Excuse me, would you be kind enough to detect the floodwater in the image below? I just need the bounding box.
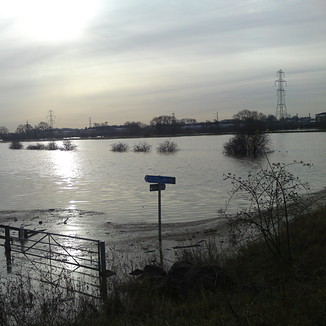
[0,133,325,224]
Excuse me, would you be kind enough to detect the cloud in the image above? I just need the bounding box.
[0,0,325,129]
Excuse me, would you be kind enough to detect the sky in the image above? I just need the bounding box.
[0,0,325,131]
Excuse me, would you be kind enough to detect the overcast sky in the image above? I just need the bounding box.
[0,0,325,130]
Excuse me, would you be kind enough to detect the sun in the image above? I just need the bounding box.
[1,0,99,42]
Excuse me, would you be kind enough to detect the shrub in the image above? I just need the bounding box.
[27,143,46,150]
[132,142,152,152]
[46,141,59,150]
[9,141,23,149]
[111,142,129,152]
[224,160,312,262]
[157,140,179,153]
[60,140,78,151]
[223,132,270,157]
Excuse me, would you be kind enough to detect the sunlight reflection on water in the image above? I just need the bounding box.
[0,133,325,223]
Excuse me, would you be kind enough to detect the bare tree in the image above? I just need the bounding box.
[35,122,50,131]
[0,126,9,139]
[0,126,9,135]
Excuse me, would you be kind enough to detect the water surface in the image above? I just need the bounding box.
[0,133,325,223]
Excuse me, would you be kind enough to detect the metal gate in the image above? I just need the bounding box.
[0,225,109,299]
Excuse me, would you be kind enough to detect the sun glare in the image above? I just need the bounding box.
[1,0,99,42]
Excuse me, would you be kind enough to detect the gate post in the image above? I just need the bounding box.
[19,227,28,240]
[98,241,107,300]
[4,226,12,273]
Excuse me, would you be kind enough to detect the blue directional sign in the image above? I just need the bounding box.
[144,175,176,184]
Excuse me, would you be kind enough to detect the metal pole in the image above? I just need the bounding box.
[158,188,163,267]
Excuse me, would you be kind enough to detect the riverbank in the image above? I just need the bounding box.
[1,188,326,272]
[1,201,325,325]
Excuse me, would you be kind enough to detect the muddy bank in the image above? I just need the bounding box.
[0,188,325,269]
[0,208,229,269]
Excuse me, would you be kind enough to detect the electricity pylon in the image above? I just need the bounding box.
[47,110,56,128]
[275,69,288,119]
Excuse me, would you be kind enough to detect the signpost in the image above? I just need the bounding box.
[145,175,176,184]
[150,183,166,192]
[145,175,176,266]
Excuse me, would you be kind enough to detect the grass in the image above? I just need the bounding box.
[96,205,326,326]
[1,206,325,325]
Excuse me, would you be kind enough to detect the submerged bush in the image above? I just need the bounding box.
[24,140,77,151]
[223,132,270,157]
[132,142,152,153]
[157,140,179,153]
[46,141,59,151]
[27,143,46,150]
[9,141,23,150]
[60,140,78,151]
[111,142,129,152]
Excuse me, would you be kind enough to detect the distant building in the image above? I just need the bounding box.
[315,112,326,123]
[180,122,212,130]
[219,119,237,128]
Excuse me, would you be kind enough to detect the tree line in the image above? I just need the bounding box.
[0,110,323,141]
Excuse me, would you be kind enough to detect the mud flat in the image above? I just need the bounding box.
[0,188,325,271]
[0,208,229,270]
